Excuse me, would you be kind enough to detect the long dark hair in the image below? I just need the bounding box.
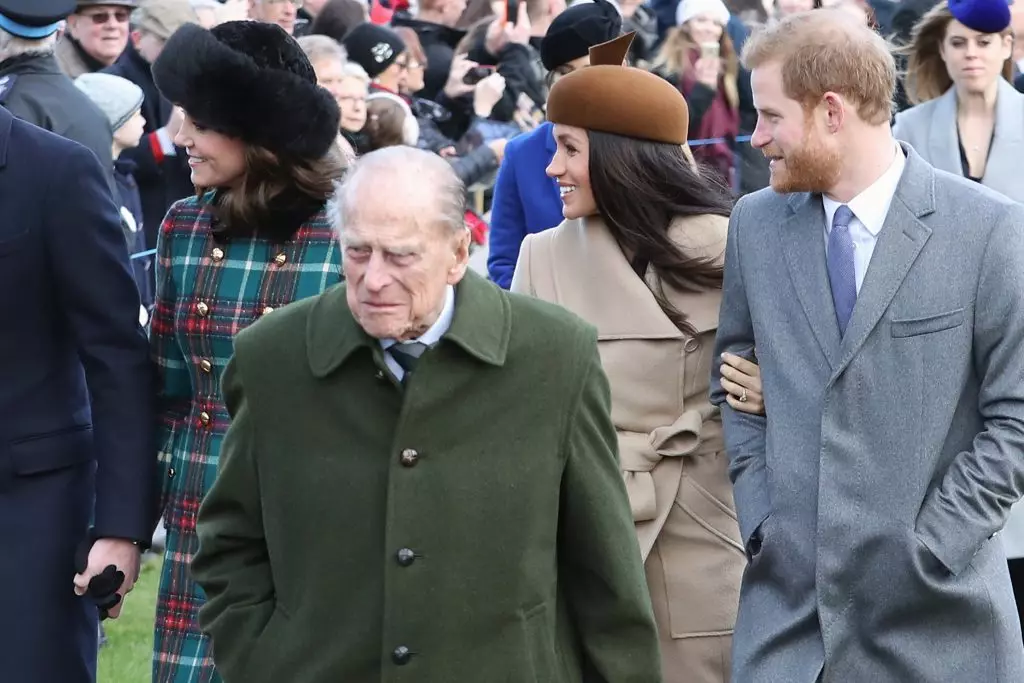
[588,130,733,337]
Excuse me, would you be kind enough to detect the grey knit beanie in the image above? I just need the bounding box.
[74,73,145,133]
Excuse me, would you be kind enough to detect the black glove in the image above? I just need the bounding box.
[74,532,126,621]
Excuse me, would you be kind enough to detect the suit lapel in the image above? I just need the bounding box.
[927,88,962,176]
[831,146,935,380]
[781,192,841,368]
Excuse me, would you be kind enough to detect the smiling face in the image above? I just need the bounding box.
[685,13,724,45]
[340,178,470,341]
[173,111,248,188]
[337,76,368,132]
[940,19,1011,96]
[546,124,598,220]
[67,5,131,66]
[750,61,841,194]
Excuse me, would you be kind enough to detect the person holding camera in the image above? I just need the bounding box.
[653,0,745,186]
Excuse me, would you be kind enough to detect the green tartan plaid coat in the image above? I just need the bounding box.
[150,192,342,683]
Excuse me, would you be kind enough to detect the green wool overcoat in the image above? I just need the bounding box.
[191,271,663,683]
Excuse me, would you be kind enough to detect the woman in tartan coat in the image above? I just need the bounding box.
[149,21,346,682]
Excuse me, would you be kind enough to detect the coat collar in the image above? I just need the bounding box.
[307,270,511,378]
[543,215,724,340]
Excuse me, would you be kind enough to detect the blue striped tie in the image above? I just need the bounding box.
[828,205,857,336]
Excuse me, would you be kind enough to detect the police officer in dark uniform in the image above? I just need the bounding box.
[0,0,114,174]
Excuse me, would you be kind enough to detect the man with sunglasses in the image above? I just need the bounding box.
[55,0,135,78]
[0,0,115,182]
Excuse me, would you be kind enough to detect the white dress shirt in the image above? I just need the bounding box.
[822,143,906,294]
[380,285,456,381]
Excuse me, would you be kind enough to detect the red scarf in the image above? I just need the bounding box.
[681,49,739,186]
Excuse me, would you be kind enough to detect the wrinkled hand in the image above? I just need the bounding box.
[444,54,477,99]
[720,351,765,415]
[473,73,506,118]
[73,538,141,620]
[694,56,721,89]
[487,138,509,164]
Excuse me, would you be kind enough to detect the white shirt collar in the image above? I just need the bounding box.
[380,284,456,350]
[822,142,906,236]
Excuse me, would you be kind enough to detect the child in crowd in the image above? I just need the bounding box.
[74,72,153,326]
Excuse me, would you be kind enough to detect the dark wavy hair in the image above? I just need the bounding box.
[588,131,734,337]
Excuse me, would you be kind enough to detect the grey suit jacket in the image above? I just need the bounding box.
[711,144,1024,683]
[893,78,1024,202]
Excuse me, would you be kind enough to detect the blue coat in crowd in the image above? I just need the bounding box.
[487,121,563,289]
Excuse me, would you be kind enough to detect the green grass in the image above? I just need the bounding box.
[97,555,161,682]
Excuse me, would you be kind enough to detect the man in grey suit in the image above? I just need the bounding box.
[711,9,1024,683]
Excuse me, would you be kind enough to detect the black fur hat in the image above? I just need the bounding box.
[152,21,340,161]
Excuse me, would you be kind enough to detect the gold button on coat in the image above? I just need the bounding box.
[199,411,211,426]
[400,449,419,467]
[262,306,274,315]
[200,359,212,373]
[196,301,209,317]
[273,252,287,266]
[211,247,225,262]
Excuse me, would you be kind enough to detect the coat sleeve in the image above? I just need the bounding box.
[487,145,528,289]
[193,353,275,681]
[915,202,1024,575]
[150,205,193,518]
[710,196,770,554]
[559,329,663,683]
[45,141,156,543]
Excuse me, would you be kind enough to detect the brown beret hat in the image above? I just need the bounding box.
[546,32,690,145]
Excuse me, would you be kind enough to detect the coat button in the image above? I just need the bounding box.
[262,306,274,315]
[168,467,175,478]
[396,548,416,567]
[392,646,412,665]
[200,359,212,374]
[400,449,419,467]
[199,411,211,426]
[273,252,287,266]
[196,301,209,317]
[211,247,225,262]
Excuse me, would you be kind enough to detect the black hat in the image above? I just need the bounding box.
[152,21,340,161]
[0,0,75,38]
[540,0,622,71]
[342,23,406,79]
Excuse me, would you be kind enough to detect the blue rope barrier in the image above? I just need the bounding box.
[125,134,756,262]
[688,134,753,147]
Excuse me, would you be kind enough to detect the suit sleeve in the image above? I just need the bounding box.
[192,353,275,680]
[559,329,663,683]
[710,197,771,551]
[487,145,528,289]
[915,203,1024,575]
[45,142,156,543]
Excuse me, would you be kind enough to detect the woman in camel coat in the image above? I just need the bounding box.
[511,33,764,682]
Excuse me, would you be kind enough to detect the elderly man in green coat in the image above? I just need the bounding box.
[191,146,663,683]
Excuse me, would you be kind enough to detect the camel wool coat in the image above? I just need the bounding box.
[512,215,745,683]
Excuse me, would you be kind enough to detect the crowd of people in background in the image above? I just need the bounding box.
[5,0,1024,681]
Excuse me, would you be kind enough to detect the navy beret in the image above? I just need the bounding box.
[0,0,75,38]
[948,0,1011,34]
[540,0,622,71]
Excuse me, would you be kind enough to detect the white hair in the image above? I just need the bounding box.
[339,61,370,83]
[0,30,57,62]
[328,146,466,237]
[296,34,348,65]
